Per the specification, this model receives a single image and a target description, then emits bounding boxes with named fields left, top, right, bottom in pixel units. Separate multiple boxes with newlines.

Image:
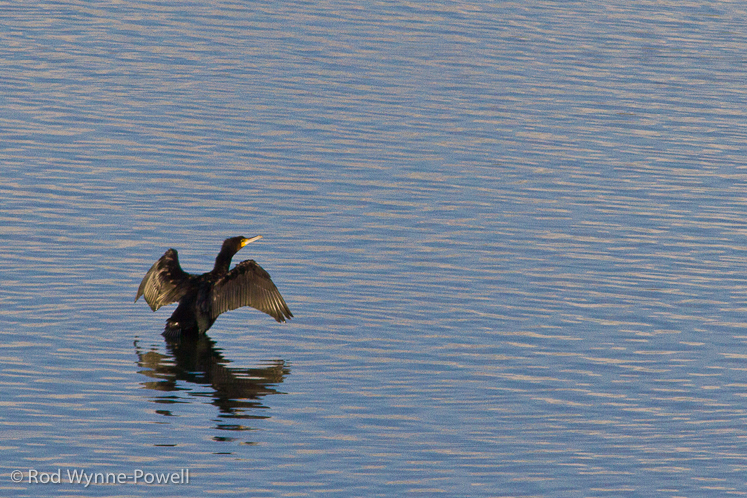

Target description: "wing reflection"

left=134, top=334, right=289, bottom=440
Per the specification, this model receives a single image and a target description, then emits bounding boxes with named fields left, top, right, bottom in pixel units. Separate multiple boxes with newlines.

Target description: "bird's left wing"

left=135, top=249, right=192, bottom=311
left=211, top=260, right=293, bottom=322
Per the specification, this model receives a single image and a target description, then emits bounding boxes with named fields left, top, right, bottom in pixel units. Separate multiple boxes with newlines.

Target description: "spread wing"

left=211, top=260, right=293, bottom=322
left=135, top=249, right=192, bottom=311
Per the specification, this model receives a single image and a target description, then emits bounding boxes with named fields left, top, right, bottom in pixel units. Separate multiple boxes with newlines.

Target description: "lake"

left=2, top=1, right=747, bottom=496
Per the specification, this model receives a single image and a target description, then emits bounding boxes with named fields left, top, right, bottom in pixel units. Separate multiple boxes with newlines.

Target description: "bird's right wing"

left=211, top=260, right=293, bottom=322
left=135, top=249, right=191, bottom=311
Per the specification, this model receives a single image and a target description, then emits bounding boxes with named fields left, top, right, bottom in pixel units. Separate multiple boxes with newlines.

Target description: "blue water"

left=3, top=1, right=747, bottom=496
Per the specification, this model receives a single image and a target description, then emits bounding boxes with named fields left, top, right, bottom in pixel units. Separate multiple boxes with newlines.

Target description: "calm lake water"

left=3, top=1, right=747, bottom=496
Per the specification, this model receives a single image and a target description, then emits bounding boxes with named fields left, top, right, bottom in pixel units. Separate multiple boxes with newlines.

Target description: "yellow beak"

left=240, top=235, right=262, bottom=248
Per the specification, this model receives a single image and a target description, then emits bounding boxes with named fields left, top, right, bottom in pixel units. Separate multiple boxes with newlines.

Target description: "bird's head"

left=224, top=235, right=261, bottom=252
left=220, top=235, right=262, bottom=256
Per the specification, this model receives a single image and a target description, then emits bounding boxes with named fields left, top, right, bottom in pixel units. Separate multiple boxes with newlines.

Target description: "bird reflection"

left=134, top=334, right=289, bottom=439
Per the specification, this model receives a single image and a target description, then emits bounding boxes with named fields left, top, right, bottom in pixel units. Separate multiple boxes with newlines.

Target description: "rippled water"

left=3, top=1, right=747, bottom=496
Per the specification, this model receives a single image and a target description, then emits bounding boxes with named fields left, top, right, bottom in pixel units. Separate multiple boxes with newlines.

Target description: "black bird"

left=135, top=236, right=292, bottom=336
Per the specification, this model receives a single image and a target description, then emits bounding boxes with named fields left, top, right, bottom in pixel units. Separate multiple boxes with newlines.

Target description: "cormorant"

left=135, top=236, right=292, bottom=336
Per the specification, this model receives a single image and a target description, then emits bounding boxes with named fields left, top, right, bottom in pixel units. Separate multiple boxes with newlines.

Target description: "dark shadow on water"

left=134, top=333, right=289, bottom=443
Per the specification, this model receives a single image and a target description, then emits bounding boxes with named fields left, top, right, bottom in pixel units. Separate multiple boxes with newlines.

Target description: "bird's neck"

left=212, top=250, right=235, bottom=274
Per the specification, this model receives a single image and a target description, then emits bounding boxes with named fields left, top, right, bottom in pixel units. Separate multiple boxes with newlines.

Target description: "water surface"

left=3, top=1, right=747, bottom=496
